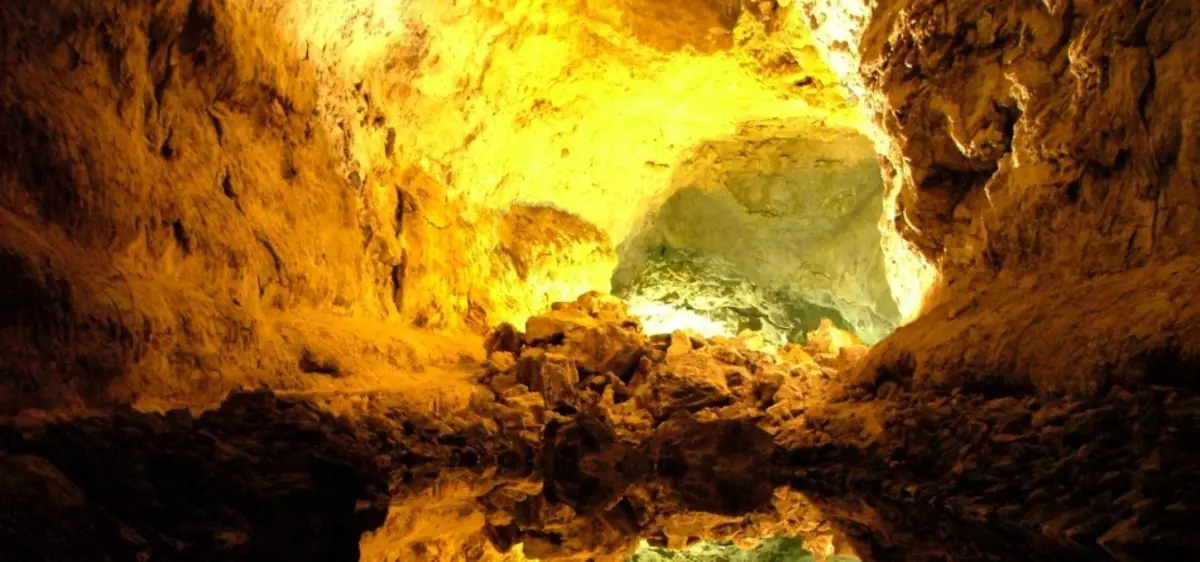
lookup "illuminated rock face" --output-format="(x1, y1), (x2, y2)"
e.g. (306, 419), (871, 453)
(628, 538), (849, 562)
(3, 0), (1200, 560)
(614, 247), (856, 346)
(616, 124), (899, 344)
(0, 0), (869, 410)
(858, 0), (1200, 309)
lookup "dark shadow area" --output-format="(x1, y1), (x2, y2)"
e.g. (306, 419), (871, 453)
(0, 393), (393, 561)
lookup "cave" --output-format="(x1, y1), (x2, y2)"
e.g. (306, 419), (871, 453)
(612, 121), (899, 346)
(2, 1), (1199, 561)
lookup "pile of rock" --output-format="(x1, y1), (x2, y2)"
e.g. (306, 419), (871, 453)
(474, 292), (867, 560)
(2, 291), (1194, 561)
(480, 294), (868, 441)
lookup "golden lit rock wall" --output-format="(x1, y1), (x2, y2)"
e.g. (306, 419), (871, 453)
(343, 0), (867, 245)
(0, 0), (495, 410)
(0, 0), (866, 410)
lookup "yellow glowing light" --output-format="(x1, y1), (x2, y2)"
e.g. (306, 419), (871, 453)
(625, 299), (732, 339)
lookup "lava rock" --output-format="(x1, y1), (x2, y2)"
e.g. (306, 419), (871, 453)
(644, 352), (735, 418)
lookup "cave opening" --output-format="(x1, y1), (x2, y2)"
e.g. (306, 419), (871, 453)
(610, 122), (900, 348)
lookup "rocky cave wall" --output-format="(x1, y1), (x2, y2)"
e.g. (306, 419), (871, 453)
(863, 0), (1200, 303)
(0, 0), (867, 411)
(3, 0), (1200, 561)
(615, 121), (900, 344)
(811, 0), (1200, 395)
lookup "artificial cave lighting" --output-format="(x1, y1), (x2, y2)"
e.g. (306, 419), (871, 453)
(11, 0), (1194, 559)
(624, 298), (734, 340)
(612, 246), (863, 347)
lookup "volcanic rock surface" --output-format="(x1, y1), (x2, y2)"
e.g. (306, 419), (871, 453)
(2, 0), (1200, 560)
(615, 123), (900, 344)
(3, 295), (1197, 561)
(0, 0), (866, 412)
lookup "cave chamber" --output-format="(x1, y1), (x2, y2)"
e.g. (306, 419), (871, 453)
(2, 0), (1200, 561)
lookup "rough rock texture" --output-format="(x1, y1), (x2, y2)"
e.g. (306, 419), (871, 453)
(854, 256), (1200, 396)
(629, 537), (857, 562)
(482, 297), (1200, 561)
(616, 123), (899, 343)
(615, 247), (856, 346)
(857, 0), (1200, 309)
(4, 295), (1198, 561)
(775, 0), (1200, 438)
(4, 0), (1200, 561)
(0, 0), (880, 411)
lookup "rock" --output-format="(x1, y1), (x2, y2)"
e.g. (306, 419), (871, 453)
(490, 372), (520, 395)
(576, 292), (641, 329)
(298, 347), (342, 376)
(754, 367), (788, 406)
(766, 400), (793, 421)
(804, 319), (860, 356)
(645, 351), (734, 418)
(667, 331), (693, 356)
(524, 310), (645, 376)
(486, 323), (524, 355)
(647, 416), (776, 514)
(735, 330), (768, 351)
(774, 379), (807, 405)
(496, 387), (545, 445)
(487, 351), (517, 374)
(705, 345), (747, 367)
(514, 350), (584, 409)
(0, 453), (126, 560)
(834, 344), (869, 371)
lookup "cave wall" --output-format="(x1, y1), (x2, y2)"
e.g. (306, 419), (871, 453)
(0, 0), (615, 411)
(0, 0), (876, 411)
(859, 0), (1199, 306)
(616, 122), (900, 343)
(0, 0), (410, 410)
(2, 0), (1200, 559)
(8, 0), (1190, 423)
(819, 0), (1200, 394)
(338, 0), (868, 247)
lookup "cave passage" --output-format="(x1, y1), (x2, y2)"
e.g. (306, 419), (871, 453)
(612, 124), (900, 347)
(3, 0), (1200, 560)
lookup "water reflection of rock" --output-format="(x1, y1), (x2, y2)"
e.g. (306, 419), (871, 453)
(2, 294), (1197, 561)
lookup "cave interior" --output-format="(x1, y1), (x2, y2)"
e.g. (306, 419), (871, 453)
(2, 0), (1199, 561)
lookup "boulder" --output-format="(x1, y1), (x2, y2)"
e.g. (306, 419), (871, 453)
(804, 318), (860, 356)
(644, 351), (734, 418)
(516, 350), (581, 409)
(525, 313), (646, 376)
(486, 323), (524, 355)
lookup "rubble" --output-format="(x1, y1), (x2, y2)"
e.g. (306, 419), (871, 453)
(2, 294), (1198, 561)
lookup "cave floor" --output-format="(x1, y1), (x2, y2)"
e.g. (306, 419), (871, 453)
(2, 294), (1198, 562)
